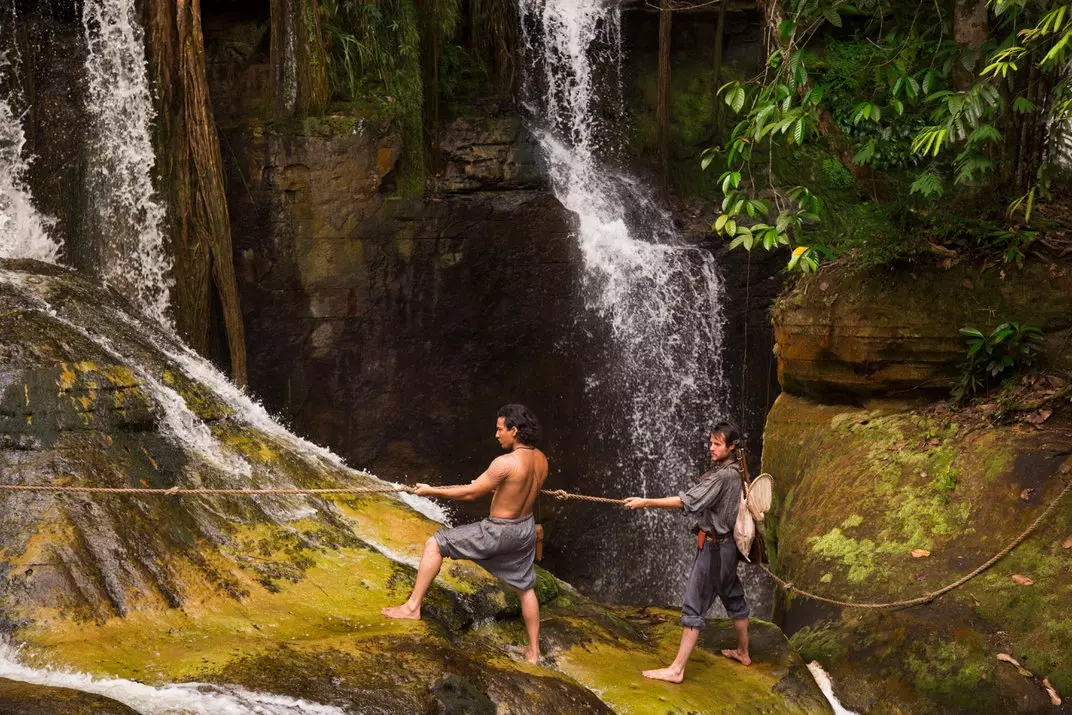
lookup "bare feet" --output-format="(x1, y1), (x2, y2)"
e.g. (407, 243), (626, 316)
(381, 603), (420, 620)
(642, 666), (684, 683)
(721, 648), (752, 666)
(524, 649), (540, 665)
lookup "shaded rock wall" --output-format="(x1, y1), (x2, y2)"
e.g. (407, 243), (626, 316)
(772, 261), (1072, 399)
(218, 108), (585, 481)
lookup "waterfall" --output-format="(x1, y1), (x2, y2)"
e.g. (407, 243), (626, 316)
(82, 0), (174, 331)
(0, 10), (61, 263)
(518, 0), (727, 602)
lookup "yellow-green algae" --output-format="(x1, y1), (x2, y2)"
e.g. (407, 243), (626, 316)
(13, 494), (829, 713)
(763, 392), (1072, 713)
(554, 613), (821, 714)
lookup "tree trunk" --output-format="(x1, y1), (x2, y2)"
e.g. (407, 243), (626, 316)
(657, 0), (672, 198)
(146, 0), (248, 387)
(270, 0), (330, 119)
(712, 0), (727, 141)
(952, 0), (988, 90)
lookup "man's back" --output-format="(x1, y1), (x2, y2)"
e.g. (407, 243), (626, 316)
(489, 448), (548, 519)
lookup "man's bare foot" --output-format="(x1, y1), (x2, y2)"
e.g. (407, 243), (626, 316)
(381, 603), (420, 620)
(721, 648), (752, 666)
(642, 666), (684, 683)
(524, 649), (540, 665)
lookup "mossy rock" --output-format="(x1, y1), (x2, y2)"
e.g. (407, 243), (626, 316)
(764, 392), (1072, 713)
(0, 678), (138, 714)
(0, 260), (829, 713)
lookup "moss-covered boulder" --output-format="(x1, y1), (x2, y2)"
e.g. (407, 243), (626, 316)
(763, 392), (1071, 713)
(0, 678), (137, 714)
(772, 261), (1072, 399)
(0, 259), (829, 713)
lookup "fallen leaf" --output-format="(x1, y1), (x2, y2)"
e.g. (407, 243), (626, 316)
(1024, 408), (1052, 425)
(1011, 574), (1034, 586)
(962, 279), (974, 290)
(1020, 488), (1035, 501)
(1042, 678), (1062, 707)
(819, 280), (829, 291)
(967, 591), (981, 607)
(1062, 535), (1072, 550)
(927, 437), (940, 447)
(911, 549), (931, 558)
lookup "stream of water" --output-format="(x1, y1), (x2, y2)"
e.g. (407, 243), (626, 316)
(517, 0), (727, 603)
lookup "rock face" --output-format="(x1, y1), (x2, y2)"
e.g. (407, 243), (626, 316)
(763, 261), (1072, 714)
(0, 260), (830, 714)
(220, 108), (582, 477)
(772, 262), (1072, 399)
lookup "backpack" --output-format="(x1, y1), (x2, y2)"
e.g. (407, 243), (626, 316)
(733, 450), (774, 563)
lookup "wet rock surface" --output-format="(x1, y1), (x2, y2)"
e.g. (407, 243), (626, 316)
(0, 678), (138, 714)
(0, 260), (828, 713)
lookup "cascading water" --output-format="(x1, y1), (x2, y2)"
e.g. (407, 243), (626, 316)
(82, 0), (174, 330)
(0, 8), (61, 263)
(0, 638), (348, 715)
(518, 0), (727, 603)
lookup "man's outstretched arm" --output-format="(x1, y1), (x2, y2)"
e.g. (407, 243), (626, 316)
(623, 496), (683, 510)
(415, 457), (509, 501)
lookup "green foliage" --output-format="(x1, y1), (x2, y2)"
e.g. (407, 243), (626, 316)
(321, 0), (426, 196)
(953, 322), (1046, 402)
(987, 227), (1038, 268)
(704, 0), (1071, 271)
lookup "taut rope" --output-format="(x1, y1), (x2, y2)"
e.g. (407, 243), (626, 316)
(2, 476), (1069, 611)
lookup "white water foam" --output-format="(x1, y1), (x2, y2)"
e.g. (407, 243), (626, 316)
(518, 0), (726, 601)
(0, 23), (61, 262)
(82, 0), (174, 330)
(0, 638), (347, 715)
(808, 661), (858, 715)
(0, 270), (250, 477)
(1, 265), (450, 523)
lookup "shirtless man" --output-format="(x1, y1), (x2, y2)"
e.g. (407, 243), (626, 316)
(382, 404), (549, 664)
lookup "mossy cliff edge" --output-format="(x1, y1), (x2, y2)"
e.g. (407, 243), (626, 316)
(764, 262), (1072, 714)
(0, 259), (829, 714)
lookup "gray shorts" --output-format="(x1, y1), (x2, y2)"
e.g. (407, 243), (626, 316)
(434, 514), (537, 591)
(681, 535), (749, 627)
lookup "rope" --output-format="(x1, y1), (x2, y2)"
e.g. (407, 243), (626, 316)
(0, 483), (626, 502)
(2, 477), (1068, 611)
(759, 476), (1072, 610)
(0, 484), (414, 496)
(541, 489), (628, 505)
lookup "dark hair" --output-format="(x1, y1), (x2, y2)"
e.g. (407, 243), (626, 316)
(497, 404), (542, 446)
(710, 421), (741, 450)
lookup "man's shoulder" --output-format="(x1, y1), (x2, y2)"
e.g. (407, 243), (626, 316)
(713, 461), (743, 480)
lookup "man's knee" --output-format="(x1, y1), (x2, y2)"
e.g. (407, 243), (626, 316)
(424, 536), (442, 556)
